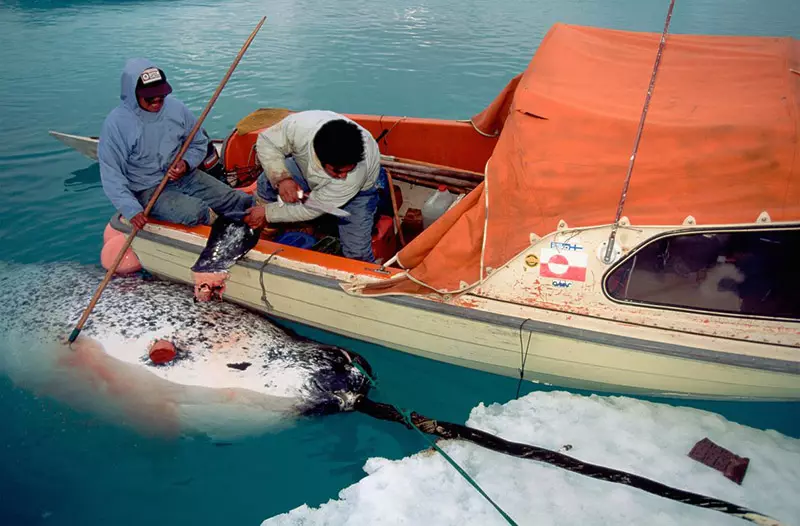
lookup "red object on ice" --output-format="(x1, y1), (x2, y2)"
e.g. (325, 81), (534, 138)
(149, 340), (177, 365)
(688, 438), (750, 485)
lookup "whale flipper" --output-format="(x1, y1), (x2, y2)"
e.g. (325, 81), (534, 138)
(191, 216), (261, 301)
(192, 216), (261, 273)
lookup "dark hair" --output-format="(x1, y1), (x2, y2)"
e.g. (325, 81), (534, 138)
(313, 119), (365, 168)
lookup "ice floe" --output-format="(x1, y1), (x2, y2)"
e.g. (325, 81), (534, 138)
(264, 391), (800, 526)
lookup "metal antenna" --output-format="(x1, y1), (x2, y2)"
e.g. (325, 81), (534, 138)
(603, 0), (676, 264)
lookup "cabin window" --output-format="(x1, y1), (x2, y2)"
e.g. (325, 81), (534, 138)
(604, 228), (800, 319)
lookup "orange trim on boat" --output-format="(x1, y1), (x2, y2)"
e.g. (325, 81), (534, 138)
(146, 220), (402, 278)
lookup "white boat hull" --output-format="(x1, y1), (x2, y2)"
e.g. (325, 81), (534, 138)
(50, 130), (799, 401)
(120, 217), (800, 401)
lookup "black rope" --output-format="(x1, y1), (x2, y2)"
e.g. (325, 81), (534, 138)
(375, 128), (390, 144)
(374, 114), (407, 148)
(354, 397), (784, 525)
(515, 319), (534, 399)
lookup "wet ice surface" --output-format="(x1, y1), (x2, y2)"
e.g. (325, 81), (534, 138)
(264, 391), (800, 526)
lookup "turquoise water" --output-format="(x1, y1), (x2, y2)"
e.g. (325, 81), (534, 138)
(1, 0), (798, 523)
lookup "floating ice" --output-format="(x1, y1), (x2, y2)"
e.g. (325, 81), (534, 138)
(264, 391), (800, 525)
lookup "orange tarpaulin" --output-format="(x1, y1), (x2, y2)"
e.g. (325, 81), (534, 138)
(362, 23), (799, 297)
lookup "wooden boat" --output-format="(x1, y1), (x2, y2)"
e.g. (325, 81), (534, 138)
(51, 24), (800, 401)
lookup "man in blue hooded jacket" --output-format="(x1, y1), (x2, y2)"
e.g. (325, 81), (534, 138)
(98, 58), (254, 229)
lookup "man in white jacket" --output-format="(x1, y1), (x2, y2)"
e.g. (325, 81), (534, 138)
(243, 110), (384, 262)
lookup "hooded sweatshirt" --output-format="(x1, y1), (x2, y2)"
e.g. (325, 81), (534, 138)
(255, 110), (380, 223)
(98, 58), (208, 219)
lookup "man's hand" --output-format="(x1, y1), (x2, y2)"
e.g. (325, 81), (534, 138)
(167, 160), (189, 181)
(130, 213), (148, 230)
(243, 206), (267, 229)
(277, 178), (303, 203)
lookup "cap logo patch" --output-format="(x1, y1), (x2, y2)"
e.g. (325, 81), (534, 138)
(140, 68), (163, 84)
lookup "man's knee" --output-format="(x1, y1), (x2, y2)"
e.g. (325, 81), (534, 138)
(173, 206), (211, 226)
(183, 208), (212, 226)
(154, 199), (211, 226)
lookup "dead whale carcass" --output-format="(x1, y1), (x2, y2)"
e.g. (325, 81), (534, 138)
(0, 262), (372, 437)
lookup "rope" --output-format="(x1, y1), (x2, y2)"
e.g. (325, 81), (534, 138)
(603, 0), (675, 264)
(352, 363), (518, 526)
(258, 249), (283, 309)
(458, 118), (500, 138)
(515, 319), (534, 399)
(375, 116), (408, 147)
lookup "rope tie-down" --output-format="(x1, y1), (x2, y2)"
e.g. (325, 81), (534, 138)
(351, 364), (786, 526)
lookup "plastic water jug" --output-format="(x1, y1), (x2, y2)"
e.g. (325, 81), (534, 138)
(421, 185), (456, 229)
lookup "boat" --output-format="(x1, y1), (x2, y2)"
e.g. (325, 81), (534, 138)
(51, 24), (800, 401)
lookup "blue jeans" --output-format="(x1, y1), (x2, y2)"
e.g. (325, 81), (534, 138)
(135, 170), (255, 226)
(256, 159), (385, 262)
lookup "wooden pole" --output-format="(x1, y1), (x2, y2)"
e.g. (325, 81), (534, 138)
(383, 169), (406, 246)
(381, 158), (484, 182)
(380, 154), (484, 180)
(390, 172), (471, 194)
(68, 16), (267, 344)
(387, 167), (476, 189)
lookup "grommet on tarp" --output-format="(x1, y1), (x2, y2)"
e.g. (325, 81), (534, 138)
(756, 211), (771, 223)
(688, 437), (750, 485)
(149, 340), (177, 365)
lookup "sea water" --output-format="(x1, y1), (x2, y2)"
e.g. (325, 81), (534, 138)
(0, 0), (798, 524)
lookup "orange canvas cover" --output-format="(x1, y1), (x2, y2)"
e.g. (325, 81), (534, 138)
(361, 23), (799, 296)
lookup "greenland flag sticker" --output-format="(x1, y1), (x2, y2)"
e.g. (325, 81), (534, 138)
(539, 247), (588, 282)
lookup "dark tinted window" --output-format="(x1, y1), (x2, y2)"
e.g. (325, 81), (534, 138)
(604, 229), (800, 319)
